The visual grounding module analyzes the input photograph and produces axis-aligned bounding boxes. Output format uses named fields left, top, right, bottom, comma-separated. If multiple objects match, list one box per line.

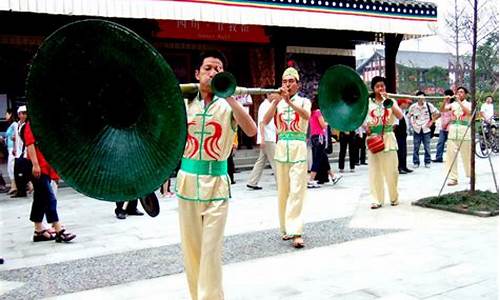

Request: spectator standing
left=338, top=131, right=357, bottom=173
left=307, top=97, right=342, bottom=188
left=12, top=105, right=29, bottom=198
left=354, top=126, right=367, bottom=166
left=408, top=91, right=439, bottom=168
left=433, top=89, right=454, bottom=163
left=393, top=98, right=413, bottom=174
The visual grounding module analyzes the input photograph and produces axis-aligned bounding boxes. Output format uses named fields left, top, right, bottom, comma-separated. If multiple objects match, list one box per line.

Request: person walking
left=175, top=51, right=256, bottom=300
left=247, top=90, right=278, bottom=190
left=24, top=119, right=76, bottom=243
left=263, top=67, right=310, bottom=248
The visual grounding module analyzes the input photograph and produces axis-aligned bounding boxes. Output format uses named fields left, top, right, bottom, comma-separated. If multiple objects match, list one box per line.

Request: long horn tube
left=179, top=71, right=280, bottom=98
left=387, top=93, right=456, bottom=101
left=179, top=84, right=280, bottom=96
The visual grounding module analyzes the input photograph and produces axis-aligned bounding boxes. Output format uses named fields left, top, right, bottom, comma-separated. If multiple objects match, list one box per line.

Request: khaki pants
left=178, top=199, right=228, bottom=300
left=445, top=139, right=471, bottom=182
left=368, top=150, right=399, bottom=205
left=276, top=161, right=307, bottom=236
left=247, top=142, right=276, bottom=186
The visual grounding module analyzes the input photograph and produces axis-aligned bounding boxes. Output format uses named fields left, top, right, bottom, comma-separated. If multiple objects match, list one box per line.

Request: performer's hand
left=279, top=87, right=291, bottom=104
left=444, top=95, right=451, bottom=103
left=381, top=92, right=389, bottom=99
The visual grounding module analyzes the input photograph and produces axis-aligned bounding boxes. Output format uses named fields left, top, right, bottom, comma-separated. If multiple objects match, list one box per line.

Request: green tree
left=424, top=66, right=449, bottom=92
left=476, top=30, right=499, bottom=92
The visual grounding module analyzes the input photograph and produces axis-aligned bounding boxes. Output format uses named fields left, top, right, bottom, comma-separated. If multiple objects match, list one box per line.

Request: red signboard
left=155, top=20, right=270, bottom=44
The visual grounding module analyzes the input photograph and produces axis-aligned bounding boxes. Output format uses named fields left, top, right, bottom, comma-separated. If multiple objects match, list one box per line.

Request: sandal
left=447, top=180, right=458, bottom=186
left=390, top=202, right=399, bottom=206
left=292, top=236, right=305, bottom=248
left=371, top=203, right=382, bottom=209
left=55, top=229, right=76, bottom=243
left=33, top=229, right=55, bottom=242
left=281, top=234, right=293, bottom=241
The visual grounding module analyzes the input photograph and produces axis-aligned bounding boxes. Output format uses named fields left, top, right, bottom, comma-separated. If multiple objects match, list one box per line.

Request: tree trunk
left=470, top=0, right=478, bottom=193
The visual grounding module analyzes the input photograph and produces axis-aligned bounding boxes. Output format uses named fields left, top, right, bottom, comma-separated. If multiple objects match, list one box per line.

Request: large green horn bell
left=26, top=20, right=186, bottom=202
left=318, top=65, right=369, bottom=132
left=211, top=72, right=237, bottom=98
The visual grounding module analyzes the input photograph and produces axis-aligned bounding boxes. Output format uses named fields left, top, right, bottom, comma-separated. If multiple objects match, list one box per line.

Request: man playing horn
left=440, top=86, right=472, bottom=186
left=365, top=76, right=404, bottom=209
left=175, top=50, right=257, bottom=300
left=263, top=67, right=311, bottom=248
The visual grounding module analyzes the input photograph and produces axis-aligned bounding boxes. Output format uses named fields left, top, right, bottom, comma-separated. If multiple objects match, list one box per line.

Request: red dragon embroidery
left=185, top=121, right=199, bottom=158
left=289, top=112, right=301, bottom=131
left=204, top=120, right=223, bottom=159
left=277, top=112, right=288, bottom=131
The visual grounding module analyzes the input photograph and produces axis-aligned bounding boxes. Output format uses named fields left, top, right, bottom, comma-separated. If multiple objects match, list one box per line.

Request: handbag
left=366, top=111, right=387, bottom=154
left=367, top=135, right=385, bottom=154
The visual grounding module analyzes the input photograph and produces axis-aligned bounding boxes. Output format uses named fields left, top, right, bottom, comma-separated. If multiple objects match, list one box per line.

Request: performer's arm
left=263, top=98, right=279, bottom=127
left=285, top=98, right=310, bottom=120
left=391, top=102, right=404, bottom=120
left=226, top=97, right=257, bottom=137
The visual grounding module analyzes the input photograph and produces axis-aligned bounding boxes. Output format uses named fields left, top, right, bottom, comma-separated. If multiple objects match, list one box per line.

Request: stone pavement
left=0, top=155, right=497, bottom=300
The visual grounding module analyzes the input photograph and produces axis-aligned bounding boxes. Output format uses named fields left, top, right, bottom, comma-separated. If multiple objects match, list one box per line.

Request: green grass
left=417, top=190, right=498, bottom=213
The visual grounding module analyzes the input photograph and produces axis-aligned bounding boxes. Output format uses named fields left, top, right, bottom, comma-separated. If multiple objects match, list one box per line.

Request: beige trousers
left=178, top=199, right=228, bottom=300
left=276, top=161, right=307, bottom=236
left=444, top=139, right=471, bottom=182
left=247, top=142, right=276, bottom=186
left=368, top=150, right=399, bottom=205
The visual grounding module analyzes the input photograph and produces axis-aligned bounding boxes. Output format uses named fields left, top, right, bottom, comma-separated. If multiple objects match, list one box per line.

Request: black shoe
left=360, top=162, right=368, bottom=165
left=55, top=229, right=76, bottom=243
left=398, top=169, right=408, bottom=174
left=402, top=168, right=414, bottom=173
left=116, top=211, right=127, bottom=219
left=127, top=209, right=144, bottom=216
left=246, top=184, right=262, bottom=190
left=432, top=159, right=443, bottom=163
left=10, top=192, right=27, bottom=198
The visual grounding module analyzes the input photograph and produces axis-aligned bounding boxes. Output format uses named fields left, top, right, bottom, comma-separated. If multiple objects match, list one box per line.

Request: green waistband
left=181, top=158, right=228, bottom=176
left=278, top=131, right=307, bottom=141
left=451, top=120, right=468, bottom=125
left=369, top=125, right=393, bottom=134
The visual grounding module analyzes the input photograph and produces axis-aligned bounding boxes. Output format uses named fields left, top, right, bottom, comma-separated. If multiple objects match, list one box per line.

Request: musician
left=365, top=76, right=404, bottom=209
left=263, top=67, right=311, bottom=248
left=175, top=51, right=256, bottom=300
left=440, top=86, right=472, bottom=186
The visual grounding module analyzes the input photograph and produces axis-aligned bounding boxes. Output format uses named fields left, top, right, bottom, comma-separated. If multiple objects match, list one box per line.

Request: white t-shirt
left=481, top=103, right=494, bottom=121
left=257, top=99, right=277, bottom=144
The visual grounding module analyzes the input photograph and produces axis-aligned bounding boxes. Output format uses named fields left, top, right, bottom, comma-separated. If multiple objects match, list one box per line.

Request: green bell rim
left=26, top=19, right=187, bottom=202
left=318, top=65, right=369, bottom=132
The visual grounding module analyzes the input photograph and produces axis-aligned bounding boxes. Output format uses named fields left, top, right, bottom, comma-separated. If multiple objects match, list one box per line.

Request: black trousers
left=338, top=132, right=357, bottom=170
left=227, top=150, right=235, bottom=183
left=14, top=157, right=31, bottom=196
left=354, top=133, right=367, bottom=164
left=115, top=200, right=139, bottom=214
left=396, top=134, right=408, bottom=170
